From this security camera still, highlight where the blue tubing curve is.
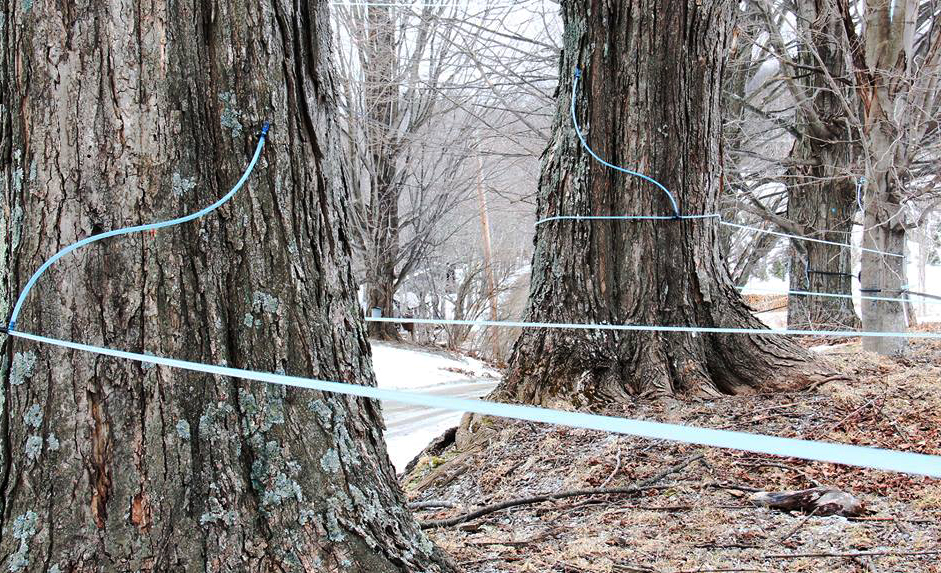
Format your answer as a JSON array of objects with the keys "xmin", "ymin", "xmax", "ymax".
[
  {"xmin": 8, "ymin": 123, "xmax": 270, "ymax": 330},
  {"xmin": 571, "ymin": 68, "xmax": 682, "ymax": 217}
]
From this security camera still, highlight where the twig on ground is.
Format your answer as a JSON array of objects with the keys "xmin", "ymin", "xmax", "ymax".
[
  {"xmin": 467, "ymin": 529, "xmax": 556, "ymax": 546},
  {"xmin": 813, "ymin": 399, "xmax": 875, "ymax": 437},
  {"xmin": 776, "ymin": 505, "xmax": 820, "ymax": 543},
  {"xmin": 669, "ymin": 569, "xmax": 773, "ymax": 573},
  {"xmin": 876, "ymin": 404, "xmax": 911, "ymax": 442},
  {"xmin": 764, "ymin": 549, "xmax": 941, "ymax": 559},
  {"xmin": 599, "ymin": 442, "xmax": 622, "ymax": 488},
  {"xmin": 419, "ymin": 452, "xmax": 704, "ymax": 529},
  {"xmin": 703, "ymin": 482, "xmax": 762, "ymax": 493},
  {"xmin": 848, "ymin": 516, "xmax": 932, "ymax": 524},
  {"xmin": 801, "ymin": 373, "xmax": 853, "ymax": 392}
]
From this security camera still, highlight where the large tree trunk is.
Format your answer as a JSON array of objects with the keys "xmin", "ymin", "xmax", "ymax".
[
  {"xmin": 784, "ymin": 0, "xmax": 860, "ymax": 331},
  {"xmin": 851, "ymin": 0, "xmax": 915, "ymax": 355},
  {"xmin": 859, "ymin": 177, "xmax": 910, "ymax": 355},
  {"xmin": 363, "ymin": 5, "xmax": 402, "ymax": 341},
  {"xmin": 492, "ymin": 0, "xmax": 825, "ymax": 407},
  {"xmin": 785, "ymin": 177, "xmax": 860, "ymax": 330},
  {"xmin": 0, "ymin": 2, "xmax": 451, "ymax": 571}
]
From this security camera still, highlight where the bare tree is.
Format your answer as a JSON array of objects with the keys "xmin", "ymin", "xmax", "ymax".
[
  {"xmin": 333, "ymin": 2, "xmax": 479, "ymax": 339},
  {"xmin": 841, "ymin": 0, "xmax": 941, "ymax": 353}
]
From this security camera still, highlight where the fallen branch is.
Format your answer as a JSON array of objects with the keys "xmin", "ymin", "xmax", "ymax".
[
  {"xmin": 419, "ymin": 452, "xmax": 704, "ymax": 529},
  {"xmin": 765, "ymin": 549, "xmax": 941, "ymax": 559},
  {"xmin": 750, "ymin": 487, "xmax": 866, "ymax": 517},
  {"xmin": 800, "ymin": 373, "xmax": 852, "ymax": 392}
]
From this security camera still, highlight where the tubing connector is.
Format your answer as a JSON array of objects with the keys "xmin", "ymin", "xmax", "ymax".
[
  {"xmin": 574, "ymin": 68, "xmax": 582, "ymax": 79},
  {"xmin": 261, "ymin": 121, "xmax": 271, "ymax": 137}
]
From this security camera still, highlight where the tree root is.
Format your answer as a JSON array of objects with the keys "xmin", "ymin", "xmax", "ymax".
[{"xmin": 419, "ymin": 452, "xmax": 704, "ymax": 529}]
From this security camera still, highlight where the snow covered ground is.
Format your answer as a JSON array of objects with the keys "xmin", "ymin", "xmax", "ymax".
[{"xmin": 372, "ymin": 342, "xmax": 500, "ymax": 471}]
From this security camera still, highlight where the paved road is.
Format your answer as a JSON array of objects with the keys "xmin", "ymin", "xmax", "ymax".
[{"xmin": 382, "ymin": 380, "xmax": 497, "ymax": 471}]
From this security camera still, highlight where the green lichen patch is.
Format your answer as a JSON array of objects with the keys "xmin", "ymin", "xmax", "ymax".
[
  {"xmin": 8, "ymin": 510, "xmax": 38, "ymax": 571},
  {"xmin": 320, "ymin": 449, "xmax": 341, "ymax": 474},
  {"xmin": 198, "ymin": 402, "xmax": 235, "ymax": 442},
  {"xmin": 24, "ymin": 435, "xmax": 43, "ymax": 461},
  {"xmin": 10, "ymin": 351, "xmax": 37, "ymax": 386},
  {"xmin": 260, "ymin": 472, "xmax": 303, "ymax": 507},
  {"xmin": 171, "ymin": 173, "xmax": 197, "ymax": 198},
  {"xmin": 218, "ymin": 92, "xmax": 244, "ymax": 139},
  {"xmin": 199, "ymin": 496, "xmax": 237, "ymax": 527},
  {"xmin": 23, "ymin": 404, "xmax": 42, "ymax": 428},
  {"xmin": 238, "ymin": 389, "xmax": 258, "ymax": 416},
  {"xmin": 176, "ymin": 419, "xmax": 191, "ymax": 440},
  {"xmin": 252, "ymin": 291, "xmax": 280, "ymax": 314},
  {"xmin": 307, "ymin": 399, "xmax": 333, "ymax": 428}
]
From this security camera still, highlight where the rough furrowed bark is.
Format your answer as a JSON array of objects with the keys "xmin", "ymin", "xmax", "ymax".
[
  {"xmin": 859, "ymin": 180, "xmax": 910, "ymax": 356},
  {"xmin": 0, "ymin": 1, "xmax": 452, "ymax": 571},
  {"xmin": 363, "ymin": 5, "xmax": 402, "ymax": 342},
  {"xmin": 785, "ymin": 180, "xmax": 860, "ymax": 331},
  {"xmin": 492, "ymin": 0, "xmax": 829, "ymax": 408},
  {"xmin": 784, "ymin": 0, "xmax": 860, "ymax": 331}
]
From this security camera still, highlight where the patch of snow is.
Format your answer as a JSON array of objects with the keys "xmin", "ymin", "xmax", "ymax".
[
  {"xmin": 371, "ymin": 342, "xmax": 500, "ymax": 390},
  {"xmin": 372, "ymin": 341, "xmax": 500, "ymax": 470}
]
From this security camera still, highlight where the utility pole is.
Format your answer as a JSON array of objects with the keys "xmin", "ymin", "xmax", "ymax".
[{"xmin": 476, "ymin": 151, "xmax": 500, "ymax": 359}]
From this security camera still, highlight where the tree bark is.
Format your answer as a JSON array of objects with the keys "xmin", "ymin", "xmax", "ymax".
[
  {"xmin": 493, "ymin": 0, "xmax": 826, "ymax": 407},
  {"xmin": 784, "ymin": 0, "xmax": 860, "ymax": 331},
  {"xmin": 361, "ymin": 5, "xmax": 401, "ymax": 341},
  {"xmin": 847, "ymin": 0, "xmax": 917, "ymax": 355},
  {"xmin": 0, "ymin": 1, "xmax": 452, "ymax": 571}
]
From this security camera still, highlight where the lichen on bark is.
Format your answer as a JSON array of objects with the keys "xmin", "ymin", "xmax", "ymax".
[{"xmin": 0, "ymin": 1, "xmax": 454, "ymax": 571}]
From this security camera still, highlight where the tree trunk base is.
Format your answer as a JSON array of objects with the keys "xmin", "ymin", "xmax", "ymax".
[{"xmin": 492, "ymin": 326, "xmax": 835, "ymax": 408}]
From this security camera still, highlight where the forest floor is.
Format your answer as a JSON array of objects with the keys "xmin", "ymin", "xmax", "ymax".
[{"xmin": 402, "ymin": 328, "xmax": 941, "ymax": 572}]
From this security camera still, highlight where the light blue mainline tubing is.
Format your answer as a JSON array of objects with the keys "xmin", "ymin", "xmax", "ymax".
[
  {"xmin": 720, "ymin": 221, "xmax": 903, "ymax": 258},
  {"xmin": 8, "ymin": 328, "xmax": 941, "ymax": 477},
  {"xmin": 571, "ymin": 69, "xmax": 682, "ymax": 218},
  {"xmin": 364, "ymin": 316, "xmax": 941, "ymax": 339},
  {"xmin": 536, "ymin": 214, "xmax": 721, "ymax": 225},
  {"xmin": 736, "ymin": 286, "xmax": 941, "ymax": 306},
  {"xmin": 566, "ymin": 70, "xmax": 902, "ymax": 259},
  {"xmin": 8, "ymin": 123, "xmax": 270, "ymax": 330},
  {"xmin": 534, "ymin": 214, "xmax": 903, "ymax": 259}
]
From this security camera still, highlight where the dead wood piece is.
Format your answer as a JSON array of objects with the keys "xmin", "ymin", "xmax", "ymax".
[
  {"xmin": 801, "ymin": 373, "xmax": 853, "ymax": 391},
  {"xmin": 402, "ymin": 426, "xmax": 458, "ymax": 476},
  {"xmin": 765, "ymin": 549, "xmax": 941, "ymax": 559},
  {"xmin": 419, "ymin": 452, "xmax": 704, "ymax": 529},
  {"xmin": 749, "ymin": 486, "xmax": 866, "ymax": 516}
]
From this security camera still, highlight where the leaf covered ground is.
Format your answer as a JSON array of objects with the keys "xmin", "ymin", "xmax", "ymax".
[{"xmin": 402, "ymin": 331, "xmax": 941, "ymax": 572}]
